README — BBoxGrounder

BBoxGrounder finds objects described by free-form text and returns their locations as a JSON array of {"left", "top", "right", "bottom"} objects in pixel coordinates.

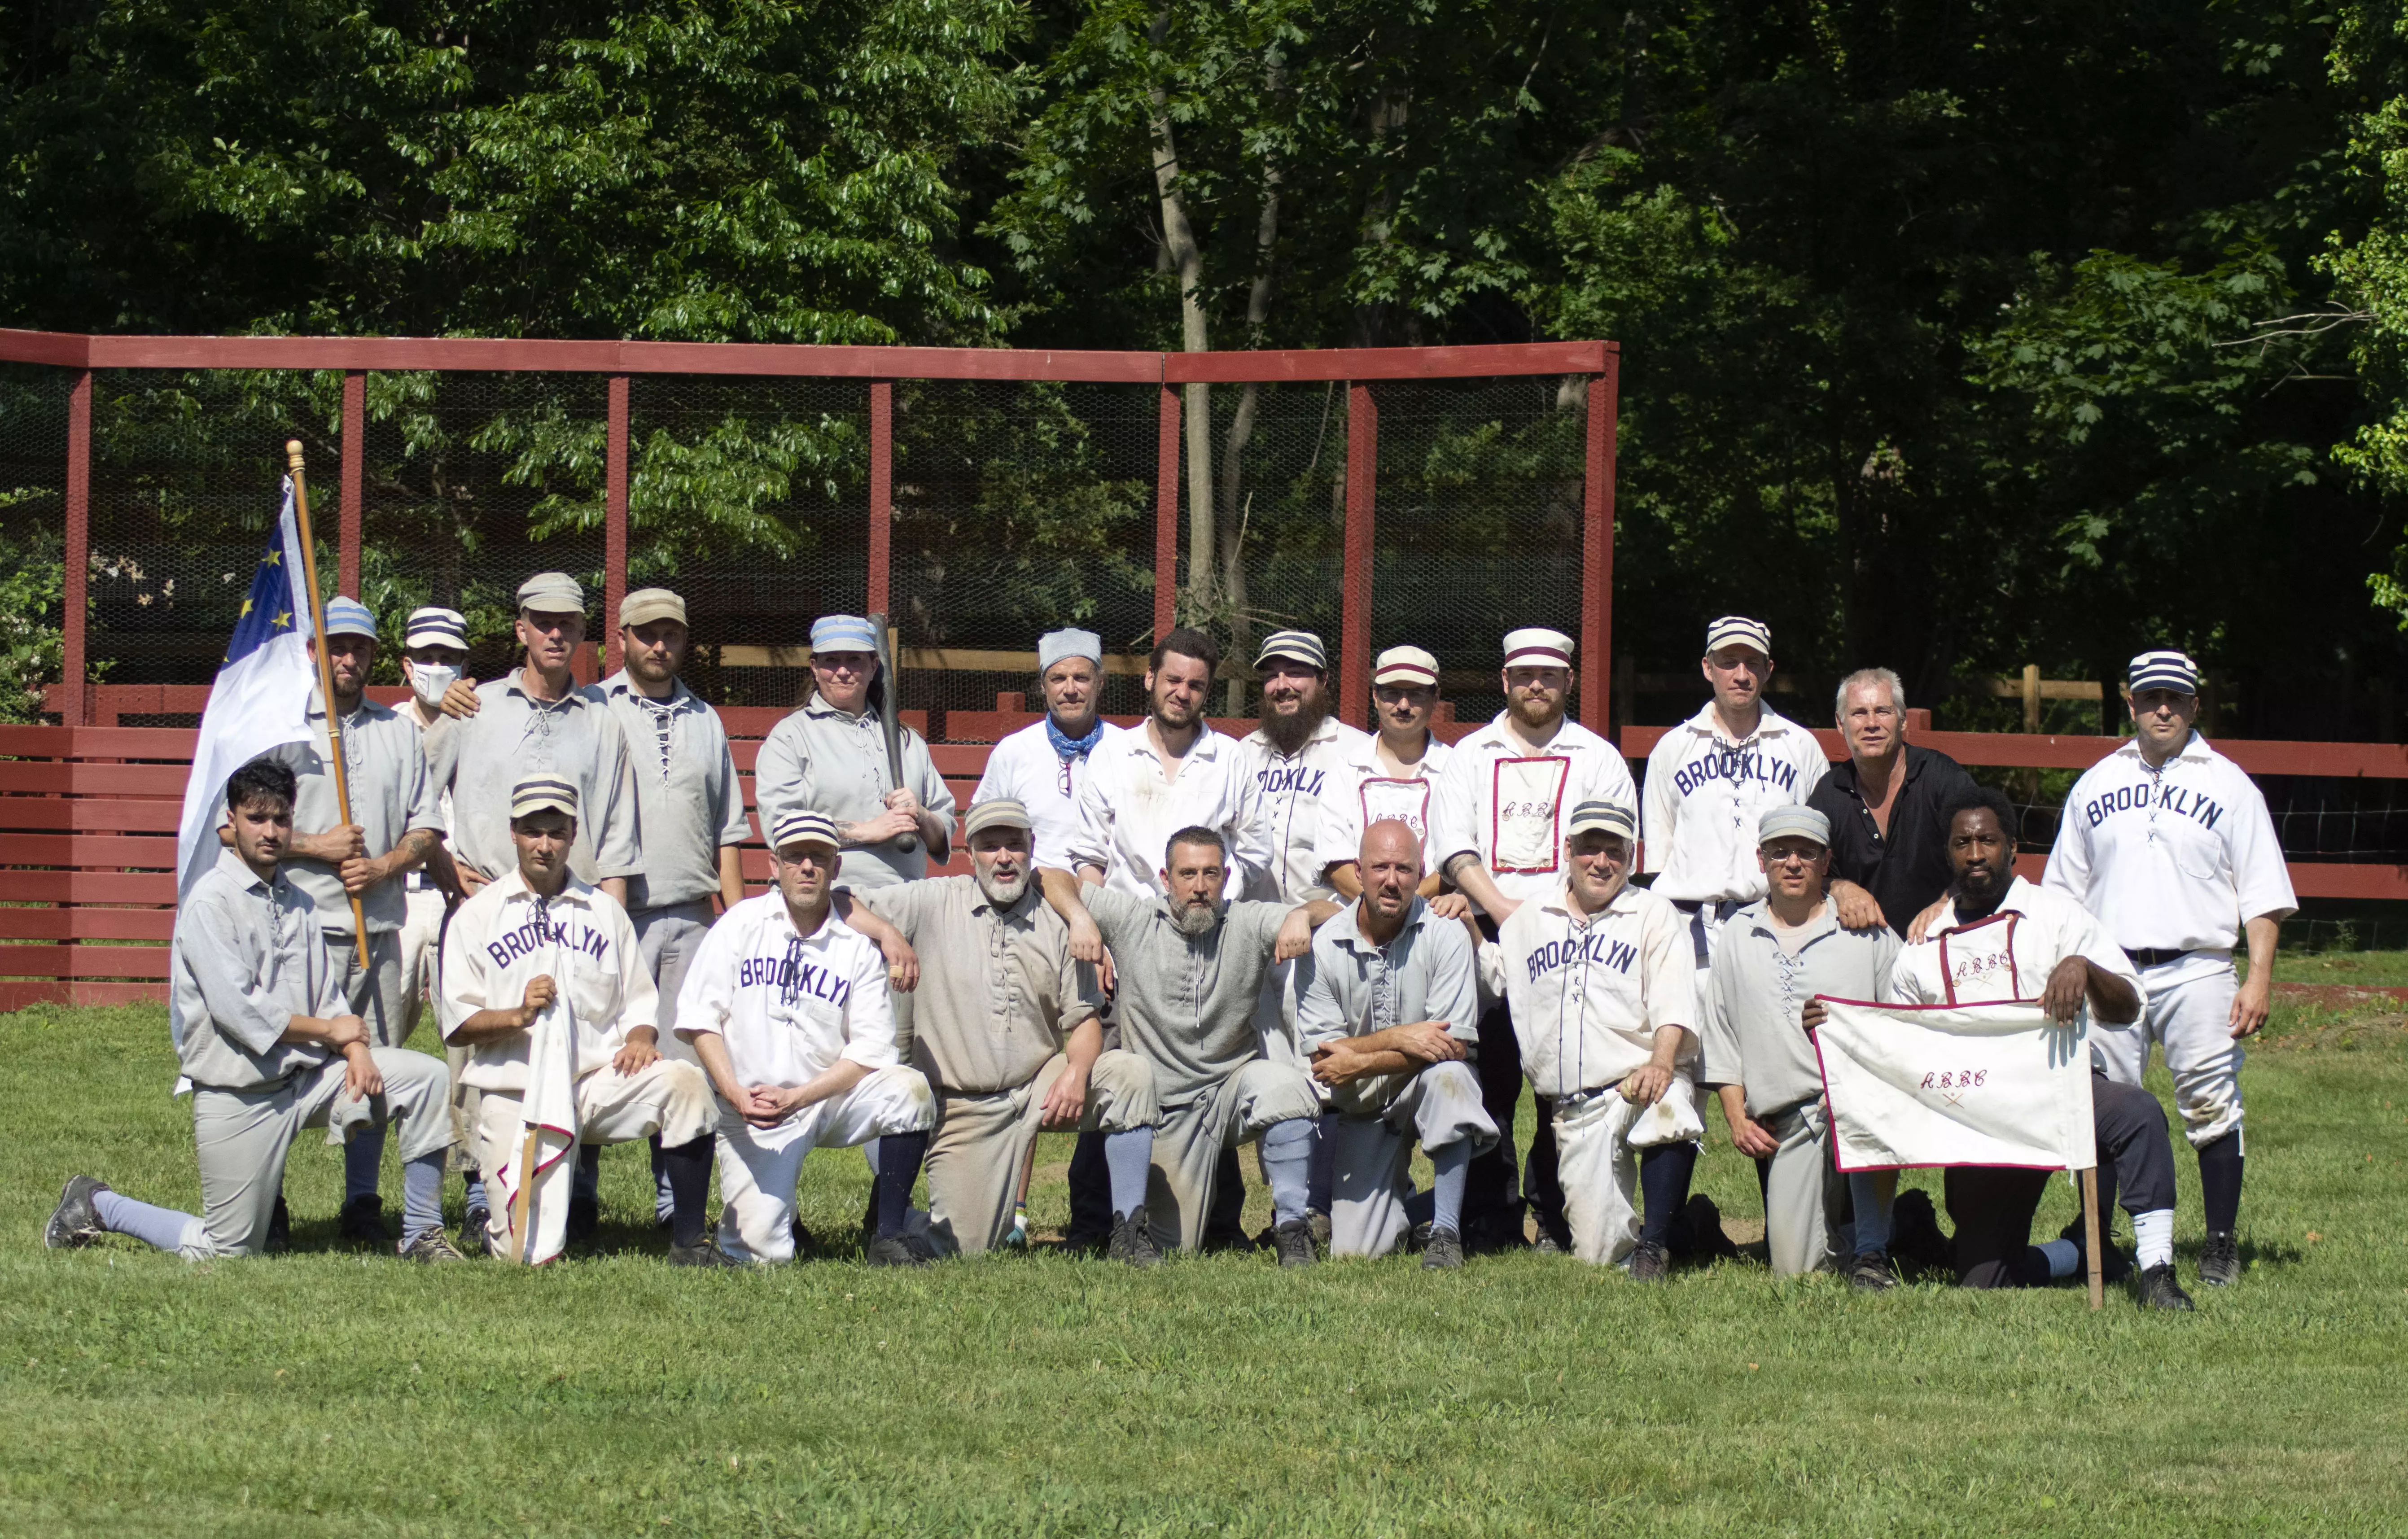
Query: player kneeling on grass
[
  {"left": 674, "top": 810, "right": 939, "bottom": 1268},
  {"left": 1297, "top": 821, "right": 1497, "bottom": 1269},
  {"left": 1053, "top": 827, "right": 1339, "bottom": 1264},
  {"left": 1480, "top": 801, "right": 1702, "bottom": 1278},
  {"left": 845, "top": 800, "right": 1161, "bottom": 1263},
  {"left": 441, "top": 777, "right": 727, "bottom": 1265},
  {"left": 48, "top": 758, "right": 460, "bottom": 1261},
  {"left": 1699, "top": 807, "right": 1902, "bottom": 1288}
]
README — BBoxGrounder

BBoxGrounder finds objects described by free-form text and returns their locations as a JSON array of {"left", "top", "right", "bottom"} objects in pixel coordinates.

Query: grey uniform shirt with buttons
[
  {"left": 1699, "top": 900, "right": 1901, "bottom": 1119},
  {"left": 1296, "top": 896, "right": 1480, "bottom": 1053},
  {"left": 253, "top": 694, "right": 443, "bottom": 934},
  {"left": 753, "top": 698, "right": 954, "bottom": 890},
  {"left": 1081, "top": 887, "right": 1292, "bottom": 1105},
  {"left": 861, "top": 875, "right": 1103, "bottom": 1094},
  {"left": 171, "top": 846, "right": 350, "bottom": 1089},
  {"left": 598, "top": 670, "right": 753, "bottom": 911},
  {"left": 445, "top": 674, "right": 643, "bottom": 886}
]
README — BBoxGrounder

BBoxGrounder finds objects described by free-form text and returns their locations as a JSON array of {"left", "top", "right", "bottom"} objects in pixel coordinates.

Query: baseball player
[
  {"left": 846, "top": 800, "right": 1161, "bottom": 1261},
  {"left": 1698, "top": 807, "right": 1901, "bottom": 1286},
  {"left": 1432, "top": 626, "right": 1637, "bottom": 1251},
  {"left": 1318, "top": 645, "right": 1455, "bottom": 899},
  {"left": 1880, "top": 786, "right": 2193, "bottom": 1309},
  {"left": 237, "top": 596, "right": 453, "bottom": 1246},
  {"left": 753, "top": 613, "right": 954, "bottom": 892},
  {"left": 1642, "top": 616, "right": 1829, "bottom": 976},
  {"left": 1298, "top": 820, "right": 1498, "bottom": 1268},
  {"left": 1808, "top": 667, "right": 1982, "bottom": 934},
  {"left": 1049, "top": 825, "right": 1337, "bottom": 1262},
  {"left": 47, "top": 757, "right": 459, "bottom": 1261},
  {"left": 598, "top": 587, "right": 753, "bottom": 1229},
  {"left": 971, "top": 627, "right": 1124, "bottom": 871},
  {"left": 675, "top": 809, "right": 940, "bottom": 1267},
  {"left": 2043, "top": 649, "right": 2295, "bottom": 1288},
  {"left": 440, "top": 572, "right": 641, "bottom": 905},
  {"left": 1062, "top": 625, "right": 1275, "bottom": 1249},
  {"left": 1479, "top": 800, "right": 1700, "bottom": 1276},
  {"left": 440, "top": 776, "right": 729, "bottom": 1266}
]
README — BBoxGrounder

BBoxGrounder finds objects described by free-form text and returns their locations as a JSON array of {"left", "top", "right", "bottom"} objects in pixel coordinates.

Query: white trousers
[
  {"left": 1327, "top": 1059, "right": 1499, "bottom": 1258},
  {"left": 924, "top": 1050, "right": 1158, "bottom": 1257},
  {"left": 472, "top": 1057, "right": 717, "bottom": 1259},
  {"left": 398, "top": 887, "right": 449, "bottom": 1045},
  {"left": 715, "top": 1066, "right": 937, "bottom": 1263},
  {"left": 1148, "top": 1059, "right": 1322, "bottom": 1253},
  {"left": 1555, "top": 1073, "right": 1698, "bottom": 1267},
  {"left": 2094, "top": 954, "right": 2244, "bottom": 1148}
]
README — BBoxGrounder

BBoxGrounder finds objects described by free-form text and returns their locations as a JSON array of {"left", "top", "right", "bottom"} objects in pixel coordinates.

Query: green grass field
[{"left": 4, "top": 985, "right": 2406, "bottom": 1537}]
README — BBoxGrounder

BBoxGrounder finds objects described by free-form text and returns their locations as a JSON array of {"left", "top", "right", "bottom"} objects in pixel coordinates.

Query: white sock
[
  {"left": 2039, "top": 1237, "right": 2080, "bottom": 1279},
  {"left": 2132, "top": 1208, "right": 2174, "bottom": 1270}
]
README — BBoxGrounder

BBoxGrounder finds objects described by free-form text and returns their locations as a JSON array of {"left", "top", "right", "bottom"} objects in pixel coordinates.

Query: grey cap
[
  {"left": 1038, "top": 629, "right": 1103, "bottom": 672},
  {"left": 1757, "top": 805, "right": 1831, "bottom": 846},
  {"left": 517, "top": 572, "right": 586, "bottom": 614}
]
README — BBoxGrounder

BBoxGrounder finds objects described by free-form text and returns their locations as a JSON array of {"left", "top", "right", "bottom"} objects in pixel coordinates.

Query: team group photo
[{"left": 8, "top": 0, "right": 2408, "bottom": 1530}]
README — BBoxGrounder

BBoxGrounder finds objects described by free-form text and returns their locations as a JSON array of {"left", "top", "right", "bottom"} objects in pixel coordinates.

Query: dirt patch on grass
[{"left": 2260, "top": 1011, "right": 2408, "bottom": 1054}]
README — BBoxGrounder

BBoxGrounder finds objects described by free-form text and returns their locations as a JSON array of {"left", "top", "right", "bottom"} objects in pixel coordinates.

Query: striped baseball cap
[
  {"left": 811, "top": 614, "right": 880, "bottom": 655},
  {"left": 2128, "top": 650, "right": 2199, "bottom": 695},
  {"left": 510, "top": 775, "right": 579, "bottom": 819},
  {"left": 322, "top": 596, "right": 377, "bottom": 640},
  {"left": 1705, "top": 616, "right": 1772, "bottom": 656},
  {"left": 1565, "top": 800, "right": 1637, "bottom": 840},
  {"left": 1373, "top": 645, "right": 1439, "bottom": 687},
  {"left": 404, "top": 606, "right": 467, "bottom": 650},
  {"left": 1503, "top": 627, "right": 1574, "bottom": 669},
  {"left": 770, "top": 808, "right": 841, "bottom": 852},
  {"left": 1256, "top": 630, "right": 1328, "bottom": 672}
]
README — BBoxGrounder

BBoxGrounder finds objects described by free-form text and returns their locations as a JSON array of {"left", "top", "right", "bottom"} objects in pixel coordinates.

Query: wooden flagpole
[
  {"left": 283, "top": 440, "right": 369, "bottom": 954},
  {"left": 2081, "top": 1167, "right": 2105, "bottom": 1310}
]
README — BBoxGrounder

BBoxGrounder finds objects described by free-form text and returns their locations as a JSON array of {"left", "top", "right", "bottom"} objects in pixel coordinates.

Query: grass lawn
[{"left": 3, "top": 997, "right": 2406, "bottom": 1537}]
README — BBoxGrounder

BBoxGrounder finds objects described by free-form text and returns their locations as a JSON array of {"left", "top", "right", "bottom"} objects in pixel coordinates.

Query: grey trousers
[
  {"left": 1147, "top": 1059, "right": 1321, "bottom": 1253},
  {"left": 923, "top": 1050, "right": 1160, "bottom": 1257},
  {"left": 1327, "top": 1060, "right": 1499, "bottom": 1258},
  {"left": 1760, "top": 1100, "right": 1847, "bottom": 1277},
  {"left": 324, "top": 928, "right": 408, "bottom": 1049},
  {"left": 633, "top": 900, "right": 716, "bottom": 1059},
  {"left": 188, "top": 1048, "right": 452, "bottom": 1257}
]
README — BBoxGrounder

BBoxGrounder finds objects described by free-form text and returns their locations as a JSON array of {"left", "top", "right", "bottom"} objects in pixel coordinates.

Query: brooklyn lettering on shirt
[
  {"left": 1524, "top": 931, "right": 1639, "bottom": 983},
  {"left": 2080, "top": 780, "right": 2224, "bottom": 832},
  {"left": 484, "top": 912, "right": 611, "bottom": 968},
  {"left": 1256, "top": 761, "right": 1329, "bottom": 799},
  {"left": 735, "top": 953, "right": 855, "bottom": 1006},
  {"left": 1672, "top": 747, "right": 1802, "bottom": 797}
]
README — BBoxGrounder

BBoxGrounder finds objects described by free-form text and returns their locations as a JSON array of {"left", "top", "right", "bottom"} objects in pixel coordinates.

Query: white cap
[
  {"left": 1373, "top": 645, "right": 1438, "bottom": 687},
  {"left": 1503, "top": 627, "right": 1574, "bottom": 669},
  {"left": 1705, "top": 616, "right": 1772, "bottom": 656}
]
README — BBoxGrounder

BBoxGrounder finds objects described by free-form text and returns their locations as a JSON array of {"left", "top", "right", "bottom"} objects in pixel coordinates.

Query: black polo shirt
[{"left": 1807, "top": 744, "right": 1981, "bottom": 936}]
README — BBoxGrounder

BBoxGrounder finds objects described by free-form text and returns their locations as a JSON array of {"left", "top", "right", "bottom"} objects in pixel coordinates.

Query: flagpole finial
[{"left": 285, "top": 439, "right": 305, "bottom": 472}]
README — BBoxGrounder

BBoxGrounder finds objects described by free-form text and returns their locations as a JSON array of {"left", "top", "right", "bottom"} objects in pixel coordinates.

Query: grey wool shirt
[
  {"left": 445, "top": 674, "right": 642, "bottom": 886},
  {"left": 1296, "top": 896, "right": 1479, "bottom": 1054},
  {"left": 1700, "top": 899, "right": 1902, "bottom": 1119},
  {"left": 171, "top": 846, "right": 349, "bottom": 1090},
  {"left": 599, "top": 671, "right": 753, "bottom": 911},
  {"left": 253, "top": 694, "right": 442, "bottom": 934},
  {"left": 1081, "top": 886, "right": 1292, "bottom": 1106},
  {"left": 753, "top": 698, "right": 954, "bottom": 889}
]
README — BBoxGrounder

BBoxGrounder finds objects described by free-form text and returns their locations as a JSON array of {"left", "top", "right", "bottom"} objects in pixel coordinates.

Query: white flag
[
  {"left": 1813, "top": 997, "right": 2097, "bottom": 1172},
  {"left": 495, "top": 936, "right": 583, "bottom": 1266}
]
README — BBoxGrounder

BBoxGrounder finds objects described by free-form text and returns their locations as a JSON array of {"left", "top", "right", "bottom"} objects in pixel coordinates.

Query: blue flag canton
[{"left": 223, "top": 514, "right": 299, "bottom": 666}]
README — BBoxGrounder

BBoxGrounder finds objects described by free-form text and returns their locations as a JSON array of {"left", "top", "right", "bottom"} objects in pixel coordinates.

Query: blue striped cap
[
  {"left": 770, "top": 809, "right": 841, "bottom": 852},
  {"left": 1564, "top": 800, "right": 1637, "bottom": 840},
  {"left": 2128, "top": 650, "right": 2198, "bottom": 695},
  {"left": 322, "top": 596, "right": 377, "bottom": 640},
  {"left": 810, "top": 614, "right": 880, "bottom": 655},
  {"left": 404, "top": 606, "right": 466, "bottom": 649},
  {"left": 1255, "top": 630, "right": 1328, "bottom": 672},
  {"left": 510, "top": 776, "right": 578, "bottom": 819}
]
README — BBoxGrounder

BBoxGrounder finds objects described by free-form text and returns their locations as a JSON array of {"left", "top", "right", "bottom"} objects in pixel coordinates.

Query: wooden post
[
  {"left": 2081, "top": 1167, "right": 2105, "bottom": 1311},
  {"left": 2021, "top": 664, "right": 2041, "bottom": 734},
  {"left": 1583, "top": 356, "right": 1618, "bottom": 729},
  {"left": 604, "top": 375, "right": 629, "bottom": 673},
  {"left": 61, "top": 371, "right": 91, "bottom": 727},
  {"left": 1340, "top": 382, "right": 1377, "bottom": 730},
  {"left": 867, "top": 380, "right": 893, "bottom": 618},
  {"left": 1155, "top": 384, "right": 1180, "bottom": 646},
  {"left": 339, "top": 371, "right": 365, "bottom": 599}
]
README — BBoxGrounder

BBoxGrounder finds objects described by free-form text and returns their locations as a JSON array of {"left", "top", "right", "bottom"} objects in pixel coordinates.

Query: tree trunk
[
  {"left": 1147, "top": 8, "right": 1215, "bottom": 621},
  {"left": 1218, "top": 48, "right": 1284, "bottom": 711},
  {"left": 1351, "top": 79, "right": 1410, "bottom": 348}
]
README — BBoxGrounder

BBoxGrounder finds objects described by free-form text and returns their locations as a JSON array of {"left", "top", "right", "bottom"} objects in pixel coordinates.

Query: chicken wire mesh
[{"left": 0, "top": 365, "right": 71, "bottom": 721}]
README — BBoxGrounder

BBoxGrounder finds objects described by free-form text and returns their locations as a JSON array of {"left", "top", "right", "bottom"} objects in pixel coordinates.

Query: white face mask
[{"left": 409, "top": 663, "right": 459, "bottom": 708}]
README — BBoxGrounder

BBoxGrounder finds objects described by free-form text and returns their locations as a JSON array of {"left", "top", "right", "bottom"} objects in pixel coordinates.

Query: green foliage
[{"left": 0, "top": 524, "right": 66, "bottom": 722}]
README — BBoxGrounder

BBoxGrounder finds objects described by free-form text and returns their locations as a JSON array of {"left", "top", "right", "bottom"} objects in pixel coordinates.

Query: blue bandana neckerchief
[{"left": 1046, "top": 715, "right": 1107, "bottom": 762}]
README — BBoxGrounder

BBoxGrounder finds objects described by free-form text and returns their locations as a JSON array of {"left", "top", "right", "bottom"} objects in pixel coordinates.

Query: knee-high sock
[
  {"left": 344, "top": 1125, "right": 386, "bottom": 1204},
  {"left": 462, "top": 1167, "right": 488, "bottom": 1215},
  {"left": 573, "top": 1141, "right": 601, "bottom": 1205},
  {"left": 2197, "top": 1131, "right": 2243, "bottom": 1233},
  {"left": 648, "top": 1131, "right": 674, "bottom": 1221},
  {"left": 1637, "top": 1142, "right": 1698, "bottom": 1246},
  {"left": 400, "top": 1152, "right": 446, "bottom": 1246},
  {"left": 1306, "top": 1111, "right": 1338, "bottom": 1213},
  {"left": 1259, "top": 1119, "right": 1315, "bottom": 1227},
  {"left": 94, "top": 1189, "right": 200, "bottom": 1254},
  {"left": 658, "top": 1137, "right": 714, "bottom": 1248},
  {"left": 1848, "top": 1170, "right": 1896, "bottom": 1255},
  {"left": 876, "top": 1131, "right": 928, "bottom": 1239},
  {"left": 1103, "top": 1128, "right": 1154, "bottom": 1219},
  {"left": 1429, "top": 1139, "right": 1472, "bottom": 1238},
  {"left": 2131, "top": 1207, "right": 2175, "bottom": 1270}
]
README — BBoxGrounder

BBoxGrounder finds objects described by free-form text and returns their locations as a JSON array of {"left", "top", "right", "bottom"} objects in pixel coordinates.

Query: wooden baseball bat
[
  {"left": 868, "top": 611, "right": 918, "bottom": 854},
  {"left": 511, "top": 1127, "right": 540, "bottom": 1264},
  {"left": 284, "top": 441, "right": 370, "bottom": 957}
]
